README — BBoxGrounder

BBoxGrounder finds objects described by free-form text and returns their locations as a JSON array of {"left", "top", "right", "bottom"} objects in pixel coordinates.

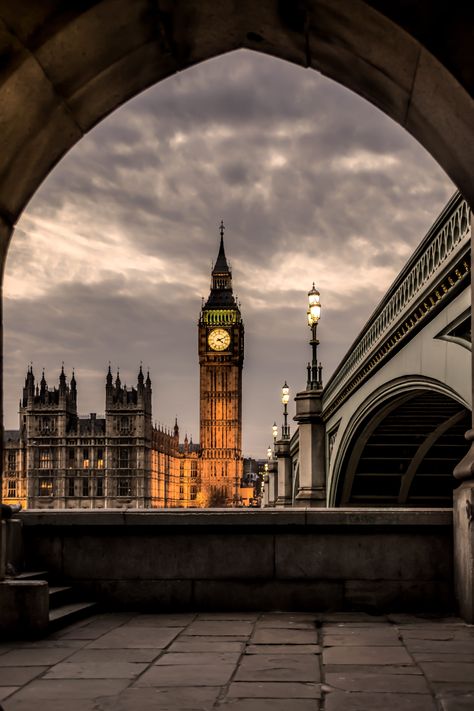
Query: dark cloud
[{"left": 4, "top": 50, "right": 454, "bottom": 456}]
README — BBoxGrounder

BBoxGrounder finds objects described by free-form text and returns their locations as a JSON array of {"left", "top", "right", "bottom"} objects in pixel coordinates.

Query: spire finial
[{"left": 220, "top": 220, "right": 225, "bottom": 239}]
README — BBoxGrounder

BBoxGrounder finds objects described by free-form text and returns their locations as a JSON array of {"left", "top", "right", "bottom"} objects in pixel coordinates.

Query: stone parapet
[{"left": 19, "top": 509, "right": 453, "bottom": 614}]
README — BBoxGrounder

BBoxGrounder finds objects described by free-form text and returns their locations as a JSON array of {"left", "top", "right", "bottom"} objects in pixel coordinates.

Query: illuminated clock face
[{"left": 208, "top": 328, "right": 231, "bottom": 351}]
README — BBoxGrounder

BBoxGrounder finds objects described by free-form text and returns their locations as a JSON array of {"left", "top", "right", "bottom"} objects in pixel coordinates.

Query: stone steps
[{"left": 15, "top": 570, "right": 98, "bottom": 634}]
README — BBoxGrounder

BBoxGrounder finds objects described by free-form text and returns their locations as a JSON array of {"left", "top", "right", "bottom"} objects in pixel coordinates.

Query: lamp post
[
  {"left": 306, "top": 283, "right": 322, "bottom": 390},
  {"left": 272, "top": 422, "right": 278, "bottom": 442},
  {"left": 281, "top": 381, "right": 290, "bottom": 439}
]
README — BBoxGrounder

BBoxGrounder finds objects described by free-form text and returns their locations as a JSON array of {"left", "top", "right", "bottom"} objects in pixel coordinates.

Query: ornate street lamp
[
  {"left": 281, "top": 381, "right": 290, "bottom": 439},
  {"left": 306, "top": 283, "right": 323, "bottom": 390},
  {"left": 272, "top": 422, "right": 278, "bottom": 442},
  {"left": 267, "top": 445, "right": 272, "bottom": 460}
]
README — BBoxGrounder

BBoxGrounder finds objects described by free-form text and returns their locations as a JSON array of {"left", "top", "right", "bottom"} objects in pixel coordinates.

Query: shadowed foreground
[{"left": 0, "top": 612, "right": 473, "bottom": 710}]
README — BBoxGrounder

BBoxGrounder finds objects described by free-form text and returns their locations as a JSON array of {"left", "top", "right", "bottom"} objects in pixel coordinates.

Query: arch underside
[
  {"left": 0, "top": 0, "right": 474, "bottom": 241},
  {"left": 336, "top": 390, "right": 470, "bottom": 507}
]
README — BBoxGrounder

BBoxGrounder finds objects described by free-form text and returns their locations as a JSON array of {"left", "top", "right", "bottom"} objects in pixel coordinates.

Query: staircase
[{"left": 15, "top": 571, "right": 98, "bottom": 633}]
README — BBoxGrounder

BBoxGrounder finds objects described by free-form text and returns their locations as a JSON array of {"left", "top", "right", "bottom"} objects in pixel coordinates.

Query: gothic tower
[{"left": 198, "top": 222, "right": 244, "bottom": 506}]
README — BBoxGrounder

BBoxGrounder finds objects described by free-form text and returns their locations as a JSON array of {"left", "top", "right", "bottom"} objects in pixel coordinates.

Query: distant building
[{"left": 2, "top": 365, "right": 199, "bottom": 509}]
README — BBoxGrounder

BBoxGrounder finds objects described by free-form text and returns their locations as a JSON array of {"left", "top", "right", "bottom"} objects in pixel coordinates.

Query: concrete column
[
  {"left": 275, "top": 439, "right": 292, "bottom": 507},
  {"left": 267, "top": 459, "right": 278, "bottom": 507},
  {"left": 294, "top": 389, "right": 326, "bottom": 507},
  {"left": 452, "top": 214, "right": 474, "bottom": 621}
]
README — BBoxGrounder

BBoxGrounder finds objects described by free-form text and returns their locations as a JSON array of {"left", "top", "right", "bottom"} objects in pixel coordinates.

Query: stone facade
[{"left": 2, "top": 365, "right": 199, "bottom": 509}]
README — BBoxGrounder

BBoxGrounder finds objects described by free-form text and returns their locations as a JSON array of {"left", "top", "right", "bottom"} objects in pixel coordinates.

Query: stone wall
[{"left": 19, "top": 509, "right": 453, "bottom": 613}]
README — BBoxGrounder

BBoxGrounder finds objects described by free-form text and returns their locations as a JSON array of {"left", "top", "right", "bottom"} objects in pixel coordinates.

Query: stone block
[
  {"left": 136, "top": 662, "right": 235, "bottom": 686},
  {"left": 61, "top": 532, "right": 274, "bottom": 580},
  {"left": 81, "top": 579, "right": 193, "bottom": 610},
  {"left": 235, "top": 653, "right": 320, "bottom": 682},
  {"left": 0, "top": 580, "right": 48, "bottom": 637},
  {"left": 193, "top": 580, "right": 343, "bottom": 612},
  {"left": 275, "top": 532, "right": 451, "bottom": 581},
  {"left": 344, "top": 580, "right": 454, "bottom": 613}
]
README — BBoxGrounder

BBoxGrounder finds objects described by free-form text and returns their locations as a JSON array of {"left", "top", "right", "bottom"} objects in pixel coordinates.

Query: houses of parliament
[{"left": 2, "top": 226, "right": 252, "bottom": 509}]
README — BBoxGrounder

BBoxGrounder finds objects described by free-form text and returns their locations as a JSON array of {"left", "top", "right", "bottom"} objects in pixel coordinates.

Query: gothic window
[
  {"left": 180, "top": 461, "right": 185, "bottom": 478},
  {"left": 82, "top": 448, "right": 89, "bottom": 469},
  {"left": 39, "top": 416, "right": 55, "bottom": 434},
  {"left": 7, "top": 479, "right": 16, "bottom": 497},
  {"left": 190, "top": 486, "right": 197, "bottom": 501},
  {"left": 97, "top": 448, "right": 104, "bottom": 469},
  {"left": 118, "top": 478, "right": 131, "bottom": 496},
  {"left": 191, "top": 461, "right": 197, "bottom": 478},
  {"left": 118, "top": 448, "right": 130, "bottom": 469},
  {"left": 67, "top": 478, "right": 75, "bottom": 497},
  {"left": 68, "top": 448, "right": 75, "bottom": 467},
  {"left": 119, "top": 416, "right": 132, "bottom": 434},
  {"left": 7, "top": 452, "right": 16, "bottom": 471},
  {"left": 82, "top": 477, "right": 89, "bottom": 497},
  {"left": 96, "top": 476, "right": 104, "bottom": 497},
  {"left": 39, "top": 450, "right": 52, "bottom": 469},
  {"left": 38, "top": 478, "right": 53, "bottom": 496}
]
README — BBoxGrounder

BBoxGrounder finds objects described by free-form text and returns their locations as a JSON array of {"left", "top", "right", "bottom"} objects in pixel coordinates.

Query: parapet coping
[{"left": 18, "top": 508, "right": 453, "bottom": 528}]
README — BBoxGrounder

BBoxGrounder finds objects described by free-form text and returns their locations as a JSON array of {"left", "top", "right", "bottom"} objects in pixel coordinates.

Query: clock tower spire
[{"left": 198, "top": 222, "right": 244, "bottom": 506}]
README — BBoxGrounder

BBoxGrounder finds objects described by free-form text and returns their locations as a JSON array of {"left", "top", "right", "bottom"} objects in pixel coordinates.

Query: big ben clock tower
[{"left": 199, "top": 222, "right": 244, "bottom": 506}]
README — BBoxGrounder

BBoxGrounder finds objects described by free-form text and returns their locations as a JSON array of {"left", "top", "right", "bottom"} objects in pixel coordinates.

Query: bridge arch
[{"left": 330, "top": 376, "right": 470, "bottom": 507}]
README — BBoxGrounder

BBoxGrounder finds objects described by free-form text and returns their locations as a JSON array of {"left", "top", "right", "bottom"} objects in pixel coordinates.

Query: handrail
[{"left": 323, "top": 192, "right": 470, "bottom": 409}]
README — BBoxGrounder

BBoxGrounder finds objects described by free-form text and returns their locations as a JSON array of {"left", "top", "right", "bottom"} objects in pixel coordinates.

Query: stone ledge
[{"left": 18, "top": 508, "right": 453, "bottom": 528}]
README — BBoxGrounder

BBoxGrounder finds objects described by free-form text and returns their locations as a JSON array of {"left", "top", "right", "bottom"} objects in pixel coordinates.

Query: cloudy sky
[{"left": 4, "top": 51, "right": 454, "bottom": 457}]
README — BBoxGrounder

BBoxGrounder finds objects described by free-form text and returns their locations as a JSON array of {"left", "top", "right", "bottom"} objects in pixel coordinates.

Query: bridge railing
[{"left": 323, "top": 192, "right": 471, "bottom": 415}]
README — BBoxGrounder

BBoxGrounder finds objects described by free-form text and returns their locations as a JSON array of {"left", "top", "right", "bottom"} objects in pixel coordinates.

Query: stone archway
[{"left": 1, "top": 0, "right": 474, "bottom": 620}]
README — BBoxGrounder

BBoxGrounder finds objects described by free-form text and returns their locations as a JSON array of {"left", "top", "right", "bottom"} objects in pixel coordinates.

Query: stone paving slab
[
  {"left": 252, "top": 628, "right": 318, "bottom": 645},
  {"left": 0, "top": 648, "right": 75, "bottom": 666},
  {"left": 0, "top": 688, "right": 18, "bottom": 701},
  {"left": 226, "top": 681, "right": 321, "bottom": 698},
  {"left": 86, "top": 626, "right": 180, "bottom": 649},
  {"left": 67, "top": 647, "right": 162, "bottom": 662},
  {"left": 324, "top": 664, "right": 423, "bottom": 675},
  {"left": 43, "top": 660, "right": 148, "bottom": 679},
  {"left": 325, "top": 691, "right": 437, "bottom": 710},
  {"left": 324, "top": 630, "right": 401, "bottom": 646},
  {"left": 3, "top": 678, "right": 131, "bottom": 702},
  {"left": 325, "top": 670, "right": 431, "bottom": 693},
  {"left": 168, "top": 638, "right": 244, "bottom": 653},
  {"left": 235, "top": 654, "right": 320, "bottom": 682},
  {"left": 155, "top": 652, "right": 241, "bottom": 666},
  {"left": 184, "top": 621, "right": 254, "bottom": 637},
  {"left": 125, "top": 614, "right": 196, "bottom": 627},
  {"left": 404, "top": 640, "right": 474, "bottom": 654},
  {"left": 440, "top": 696, "right": 474, "bottom": 710},
  {"left": 323, "top": 645, "right": 413, "bottom": 665},
  {"left": 0, "top": 667, "right": 47, "bottom": 686},
  {"left": 245, "top": 644, "right": 321, "bottom": 654},
  {"left": 420, "top": 661, "right": 474, "bottom": 682},
  {"left": 136, "top": 663, "right": 236, "bottom": 686},
  {"left": 2, "top": 612, "right": 474, "bottom": 710},
  {"left": 96, "top": 686, "right": 221, "bottom": 710},
  {"left": 216, "top": 700, "right": 319, "bottom": 711}
]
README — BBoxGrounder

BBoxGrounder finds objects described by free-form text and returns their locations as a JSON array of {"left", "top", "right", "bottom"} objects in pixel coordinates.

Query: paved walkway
[{"left": 0, "top": 612, "right": 473, "bottom": 710}]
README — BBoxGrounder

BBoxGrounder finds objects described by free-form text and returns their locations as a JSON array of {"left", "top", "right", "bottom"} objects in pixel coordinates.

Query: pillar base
[
  {"left": 453, "top": 481, "right": 474, "bottom": 623},
  {"left": 295, "top": 487, "right": 326, "bottom": 508},
  {"left": 454, "top": 431, "right": 474, "bottom": 481},
  {"left": 0, "top": 580, "right": 49, "bottom": 637},
  {"left": 275, "top": 496, "right": 293, "bottom": 508}
]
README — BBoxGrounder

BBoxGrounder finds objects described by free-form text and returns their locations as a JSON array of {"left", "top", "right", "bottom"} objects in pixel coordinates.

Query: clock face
[{"left": 208, "top": 328, "right": 231, "bottom": 351}]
